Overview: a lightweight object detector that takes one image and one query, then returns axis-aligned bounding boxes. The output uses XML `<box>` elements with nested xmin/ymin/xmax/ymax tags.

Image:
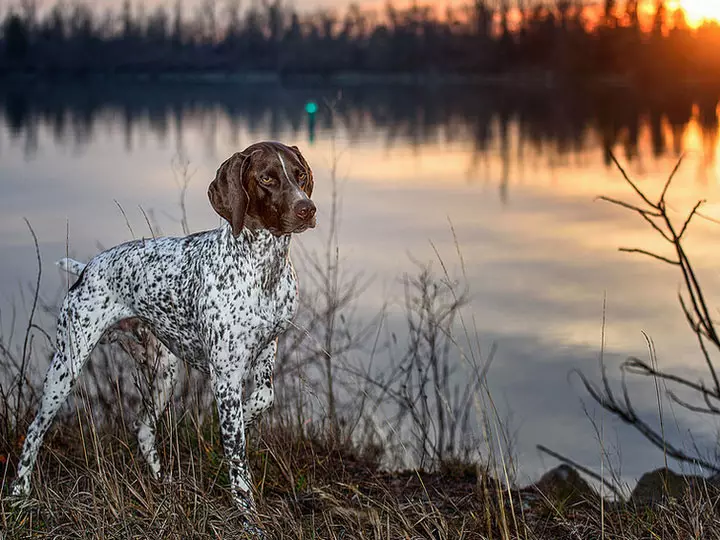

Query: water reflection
<box><xmin>2</xmin><ymin>81</ymin><xmax>720</xmax><ymax>484</ymax></box>
<box><xmin>2</xmin><ymin>82</ymin><xmax>718</xmax><ymax>183</ymax></box>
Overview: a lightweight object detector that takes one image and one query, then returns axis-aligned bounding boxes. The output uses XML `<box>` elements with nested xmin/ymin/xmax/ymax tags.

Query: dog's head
<box><xmin>208</xmin><ymin>141</ymin><xmax>316</xmax><ymax>237</ymax></box>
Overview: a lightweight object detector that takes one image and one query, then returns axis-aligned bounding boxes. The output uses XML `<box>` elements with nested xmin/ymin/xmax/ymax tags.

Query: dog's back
<box><xmin>73</xmin><ymin>231</ymin><xmax>217</xmax><ymax>363</ymax></box>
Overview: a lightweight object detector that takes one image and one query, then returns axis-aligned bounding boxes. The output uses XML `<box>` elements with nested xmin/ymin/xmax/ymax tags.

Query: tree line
<box><xmin>1</xmin><ymin>0</ymin><xmax>719</xmax><ymax>91</ymax></box>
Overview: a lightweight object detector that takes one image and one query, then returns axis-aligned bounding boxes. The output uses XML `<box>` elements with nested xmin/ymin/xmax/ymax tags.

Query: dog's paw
<box><xmin>5</xmin><ymin>482</ymin><xmax>38</xmax><ymax>513</ymax></box>
<box><xmin>240</xmin><ymin>516</ymin><xmax>267</xmax><ymax>539</ymax></box>
<box><xmin>9</xmin><ymin>478</ymin><xmax>30</xmax><ymax>498</ymax></box>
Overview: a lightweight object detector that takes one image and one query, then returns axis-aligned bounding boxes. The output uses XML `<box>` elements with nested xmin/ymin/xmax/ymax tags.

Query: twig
<box><xmin>16</xmin><ymin>218</ymin><xmax>42</xmax><ymax>420</ymax></box>
<box><xmin>617</xmin><ymin>248</ymin><xmax>679</xmax><ymax>265</ymax></box>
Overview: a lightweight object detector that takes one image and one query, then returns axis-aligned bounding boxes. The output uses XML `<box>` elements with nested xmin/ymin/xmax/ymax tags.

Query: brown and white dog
<box><xmin>12</xmin><ymin>141</ymin><xmax>316</xmax><ymax>535</ymax></box>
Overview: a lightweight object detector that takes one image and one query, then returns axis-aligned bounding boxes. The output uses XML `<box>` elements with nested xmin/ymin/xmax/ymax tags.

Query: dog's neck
<box><xmin>220</xmin><ymin>223</ymin><xmax>292</xmax><ymax>290</ymax></box>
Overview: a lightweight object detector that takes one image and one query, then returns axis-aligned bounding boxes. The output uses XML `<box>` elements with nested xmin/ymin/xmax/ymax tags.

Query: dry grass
<box><xmin>3</xmin><ymin>406</ymin><xmax>720</xmax><ymax>539</ymax></box>
<box><xmin>0</xmin><ymin>405</ymin><xmax>489</xmax><ymax>539</ymax></box>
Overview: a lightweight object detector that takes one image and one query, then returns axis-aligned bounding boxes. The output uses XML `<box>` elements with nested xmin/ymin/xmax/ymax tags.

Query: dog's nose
<box><xmin>294</xmin><ymin>199</ymin><xmax>316</xmax><ymax>221</ymax></box>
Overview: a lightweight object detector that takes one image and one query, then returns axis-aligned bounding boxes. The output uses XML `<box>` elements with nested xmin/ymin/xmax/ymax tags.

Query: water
<box><xmin>2</xmin><ymin>80</ymin><xmax>720</xmax><ymax>487</ymax></box>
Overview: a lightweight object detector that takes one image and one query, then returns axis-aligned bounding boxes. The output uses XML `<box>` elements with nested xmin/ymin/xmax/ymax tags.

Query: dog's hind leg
<box><xmin>11</xmin><ymin>285</ymin><xmax>132</xmax><ymax>496</ymax></box>
<box><xmin>136</xmin><ymin>340</ymin><xmax>179</xmax><ymax>480</ymax></box>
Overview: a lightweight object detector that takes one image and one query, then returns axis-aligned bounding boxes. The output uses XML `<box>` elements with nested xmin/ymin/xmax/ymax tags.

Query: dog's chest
<box><xmin>203</xmin><ymin>254</ymin><xmax>298</xmax><ymax>345</ymax></box>
<box><xmin>149</xmin><ymin>229</ymin><xmax>299</xmax><ymax>367</ymax></box>
<box><xmin>235</xmin><ymin>263</ymin><xmax>298</xmax><ymax>337</ymax></box>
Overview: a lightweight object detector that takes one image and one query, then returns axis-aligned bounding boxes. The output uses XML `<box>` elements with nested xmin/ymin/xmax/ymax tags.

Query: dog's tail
<box><xmin>56</xmin><ymin>257</ymin><xmax>86</xmax><ymax>277</ymax></box>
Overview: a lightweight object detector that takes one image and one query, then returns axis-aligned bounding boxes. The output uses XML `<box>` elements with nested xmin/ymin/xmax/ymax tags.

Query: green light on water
<box><xmin>305</xmin><ymin>101</ymin><xmax>318</xmax><ymax>115</ymax></box>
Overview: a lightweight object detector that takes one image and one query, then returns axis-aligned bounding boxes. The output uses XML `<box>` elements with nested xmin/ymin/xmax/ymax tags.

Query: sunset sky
<box><xmin>666</xmin><ymin>0</ymin><xmax>720</xmax><ymax>26</ymax></box>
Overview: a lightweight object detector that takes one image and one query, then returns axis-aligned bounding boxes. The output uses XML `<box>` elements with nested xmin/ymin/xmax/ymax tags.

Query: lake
<box><xmin>1</xmin><ymin>79</ymin><xmax>720</xmax><ymax>488</ymax></box>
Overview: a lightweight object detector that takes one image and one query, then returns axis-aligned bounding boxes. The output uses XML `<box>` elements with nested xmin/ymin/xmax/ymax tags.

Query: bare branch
<box><xmin>596</xmin><ymin>195</ymin><xmax>661</xmax><ymax>217</ymax></box>
<box><xmin>623</xmin><ymin>357</ymin><xmax>720</xmax><ymax>401</ymax></box>
<box><xmin>618</xmin><ymin>248</ymin><xmax>679</xmax><ymax>265</ymax></box>
<box><xmin>608</xmin><ymin>151</ymin><xmax>657</xmax><ymax>210</ymax></box>
<box><xmin>659</xmin><ymin>155</ymin><xmax>685</xmax><ymax>204</ymax></box>
<box><xmin>678</xmin><ymin>200</ymin><xmax>705</xmax><ymax>240</ymax></box>
<box><xmin>584</xmin><ymin>157</ymin><xmax>720</xmax><ymax>472</ymax></box>
<box><xmin>666</xmin><ymin>391</ymin><xmax>720</xmax><ymax>415</ymax></box>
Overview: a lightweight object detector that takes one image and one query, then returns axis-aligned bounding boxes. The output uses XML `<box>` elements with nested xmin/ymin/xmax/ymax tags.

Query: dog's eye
<box><xmin>259</xmin><ymin>175</ymin><xmax>274</xmax><ymax>185</ymax></box>
<box><xmin>298</xmin><ymin>173</ymin><xmax>307</xmax><ymax>186</ymax></box>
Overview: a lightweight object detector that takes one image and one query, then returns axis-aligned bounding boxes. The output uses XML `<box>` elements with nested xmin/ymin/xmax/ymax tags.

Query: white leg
<box><xmin>12</xmin><ymin>290</ymin><xmax>131</xmax><ymax>496</ymax></box>
<box><xmin>209</xmin><ymin>353</ymin><xmax>265</xmax><ymax>536</ymax></box>
<box><xmin>136</xmin><ymin>339</ymin><xmax>179</xmax><ymax>480</ymax></box>
<box><xmin>243</xmin><ymin>339</ymin><xmax>277</xmax><ymax>427</ymax></box>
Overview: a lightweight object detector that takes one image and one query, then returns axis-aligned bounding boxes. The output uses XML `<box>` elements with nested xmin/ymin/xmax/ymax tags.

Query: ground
<box><xmin>2</xmin><ymin>415</ymin><xmax>719</xmax><ymax>539</ymax></box>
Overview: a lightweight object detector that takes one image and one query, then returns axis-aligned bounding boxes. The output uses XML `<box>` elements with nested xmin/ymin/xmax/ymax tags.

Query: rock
<box><xmin>630</xmin><ymin>468</ymin><xmax>706</xmax><ymax>505</ymax></box>
<box><xmin>533</xmin><ymin>465</ymin><xmax>598</xmax><ymax>506</ymax></box>
<box><xmin>709</xmin><ymin>472</ymin><xmax>720</xmax><ymax>488</ymax></box>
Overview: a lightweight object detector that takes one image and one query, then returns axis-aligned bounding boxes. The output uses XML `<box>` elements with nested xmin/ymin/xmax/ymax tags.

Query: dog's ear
<box><xmin>290</xmin><ymin>145</ymin><xmax>313</xmax><ymax>197</ymax></box>
<box><xmin>208</xmin><ymin>152</ymin><xmax>252</xmax><ymax>237</ymax></box>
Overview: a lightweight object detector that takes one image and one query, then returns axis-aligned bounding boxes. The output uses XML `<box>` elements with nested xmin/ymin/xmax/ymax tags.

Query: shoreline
<box><xmin>0</xmin><ymin>69</ymin><xmax>636</xmax><ymax>90</ymax></box>
<box><xmin>2</xmin><ymin>70</ymin><xmax>718</xmax><ymax>97</ymax></box>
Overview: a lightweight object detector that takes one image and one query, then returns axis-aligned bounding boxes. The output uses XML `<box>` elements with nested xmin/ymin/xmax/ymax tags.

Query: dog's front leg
<box><xmin>243</xmin><ymin>339</ymin><xmax>277</xmax><ymax>428</ymax></box>
<box><xmin>209</xmin><ymin>356</ymin><xmax>265</xmax><ymax>536</ymax></box>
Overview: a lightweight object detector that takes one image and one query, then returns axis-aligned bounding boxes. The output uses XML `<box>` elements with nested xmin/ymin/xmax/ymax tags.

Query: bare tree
<box><xmin>576</xmin><ymin>153</ymin><xmax>720</xmax><ymax>473</ymax></box>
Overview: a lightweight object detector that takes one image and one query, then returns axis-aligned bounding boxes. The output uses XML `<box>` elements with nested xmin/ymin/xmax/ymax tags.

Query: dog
<box><xmin>11</xmin><ymin>141</ymin><xmax>316</xmax><ymax>533</ymax></box>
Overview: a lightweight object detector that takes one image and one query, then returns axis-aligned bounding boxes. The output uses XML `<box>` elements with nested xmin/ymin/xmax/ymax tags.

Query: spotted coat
<box><xmin>11</xmin><ymin>141</ymin><xmax>316</xmax><ymax>536</ymax></box>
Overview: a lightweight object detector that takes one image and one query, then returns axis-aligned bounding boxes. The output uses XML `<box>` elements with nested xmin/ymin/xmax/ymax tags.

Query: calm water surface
<box><xmin>2</xmin><ymin>81</ymin><xmax>720</xmax><ymax>485</ymax></box>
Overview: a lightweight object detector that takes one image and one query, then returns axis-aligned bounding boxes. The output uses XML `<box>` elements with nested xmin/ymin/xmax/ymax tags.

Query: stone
<box><xmin>630</xmin><ymin>468</ymin><xmax>706</xmax><ymax>505</ymax></box>
<box><xmin>533</xmin><ymin>465</ymin><xmax>598</xmax><ymax>506</ymax></box>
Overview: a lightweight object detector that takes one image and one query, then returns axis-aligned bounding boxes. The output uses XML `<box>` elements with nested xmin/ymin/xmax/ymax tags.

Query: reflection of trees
<box><xmin>0</xmin><ymin>83</ymin><xmax>718</xmax><ymax>193</ymax></box>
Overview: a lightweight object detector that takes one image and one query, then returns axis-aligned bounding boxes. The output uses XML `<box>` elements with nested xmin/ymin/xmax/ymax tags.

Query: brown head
<box><xmin>208</xmin><ymin>141</ymin><xmax>316</xmax><ymax>237</ymax></box>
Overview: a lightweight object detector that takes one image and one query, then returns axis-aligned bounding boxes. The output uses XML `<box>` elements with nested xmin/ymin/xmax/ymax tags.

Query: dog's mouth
<box><xmin>284</xmin><ymin>216</ymin><xmax>316</xmax><ymax>235</ymax></box>
<box><xmin>292</xmin><ymin>217</ymin><xmax>316</xmax><ymax>234</ymax></box>
<box><xmin>269</xmin><ymin>217</ymin><xmax>317</xmax><ymax>236</ymax></box>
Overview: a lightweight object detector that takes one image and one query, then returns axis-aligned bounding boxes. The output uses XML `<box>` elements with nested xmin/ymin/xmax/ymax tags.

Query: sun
<box><xmin>667</xmin><ymin>0</ymin><xmax>720</xmax><ymax>27</ymax></box>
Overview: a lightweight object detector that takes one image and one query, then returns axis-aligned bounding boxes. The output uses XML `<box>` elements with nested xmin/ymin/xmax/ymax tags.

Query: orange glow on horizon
<box><xmin>367</xmin><ymin>0</ymin><xmax>720</xmax><ymax>33</ymax></box>
<box><xmin>673</xmin><ymin>0</ymin><xmax>720</xmax><ymax>27</ymax></box>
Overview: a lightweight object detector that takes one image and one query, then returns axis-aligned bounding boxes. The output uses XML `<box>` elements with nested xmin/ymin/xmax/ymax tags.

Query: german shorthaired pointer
<box><xmin>11</xmin><ymin>141</ymin><xmax>316</xmax><ymax>533</ymax></box>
